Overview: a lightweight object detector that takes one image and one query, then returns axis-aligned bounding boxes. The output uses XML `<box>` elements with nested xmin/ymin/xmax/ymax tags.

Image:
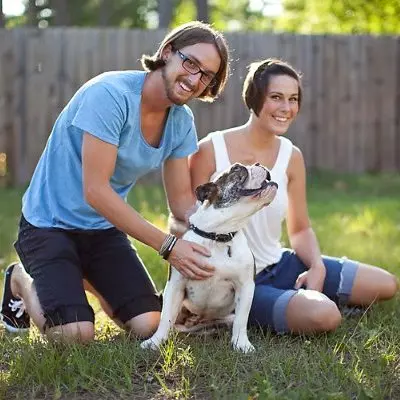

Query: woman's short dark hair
<box><xmin>141</xmin><ymin>21</ymin><xmax>230</xmax><ymax>102</ymax></box>
<box><xmin>242</xmin><ymin>58</ymin><xmax>302</xmax><ymax>116</ymax></box>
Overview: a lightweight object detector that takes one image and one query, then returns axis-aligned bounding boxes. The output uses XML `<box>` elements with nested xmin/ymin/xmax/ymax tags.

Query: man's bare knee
<box><xmin>126</xmin><ymin>311</ymin><xmax>160</xmax><ymax>339</ymax></box>
<box><xmin>46</xmin><ymin>322</ymin><xmax>95</xmax><ymax>344</ymax></box>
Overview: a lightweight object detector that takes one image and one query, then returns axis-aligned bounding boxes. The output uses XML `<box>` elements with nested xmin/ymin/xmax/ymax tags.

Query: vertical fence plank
<box><xmin>11</xmin><ymin>29</ymin><xmax>29</xmax><ymax>185</ymax></box>
<box><xmin>306</xmin><ymin>35</ymin><xmax>320</xmax><ymax>169</ymax></box>
<box><xmin>0</xmin><ymin>30</ymin><xmax>14</xmax><ymax>185</ymax></box>
<box><xmin>336</xmin><ymin>36</ymin><xmax>352</xmax><ymax>172</ymax></box>
<box><xmin>355</xmin><ymin>36</ymin><xmax>368</xmax><ymax>173</ymax></box>
<box><xmin>45</xmin><ymin>29</ymin><xmax>63</xmax><ymax>138</ymax></box>
<box><xmin>24</xmin><ymin>28</ymin><xmax>53</xmax><ymax>178</ymax></box>
<box><xmin>347</xmin><ymin>35</ymin><xmax>359</xmax><ymax>173</ymax></box>
<box><xmin>313</xmin><ymin>35</ymin><xmax>329</xmax><ymax>171</ymax></box>
<box><xmin>62</xmin><ymin>28</ymin><xmax>78</xmax><ymax>105</ymax></box>
<box><xmin>379</xmin><ymin>37</ymin><xmax>397</xmax><ymax>172</ymax></box>
<box><xmin>291</xmin><ymin>35</ymin><xmax>304</xmax><ymax>161</ymax></box>
<box><xmin>295</xmin><ymin>35</ymin><xmax>313</xmax><ymax>166</ymax></box>
<box><xmin>0</xmin><ymin>30</ymin><xmax>9</xmax><ymax>155</ymax></box>
<box><xmin>396</xmin><ymin>37</ymin><xmax>400</xmax><ymax>172</ymax></box>
<box><xmin>322</xmin><ymin>34</ymin><xmax>338</xmax><ymax>170</ymax></box>
<box><xmin>364</xmin><ymin>37</ymin><xmax>377</xmax><ymax>171</ymax></box>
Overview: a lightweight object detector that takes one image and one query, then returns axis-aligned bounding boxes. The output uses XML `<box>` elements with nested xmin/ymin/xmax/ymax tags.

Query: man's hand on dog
<box><xmin>167</xmin><ymin>239</ymin><xmax>215</xmax><ymax>280</ymax></box>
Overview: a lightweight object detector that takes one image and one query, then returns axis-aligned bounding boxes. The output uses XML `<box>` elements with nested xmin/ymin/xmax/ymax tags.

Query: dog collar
<box><xmin>189</xmin><ymin>224</ymin><xmax>237</xmax><ymax>243</ymax></box>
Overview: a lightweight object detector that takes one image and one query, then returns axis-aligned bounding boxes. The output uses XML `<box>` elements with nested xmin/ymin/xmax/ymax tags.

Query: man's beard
<box><xmin>161</xmin><ymin>66</ymin><xmax>189</xmax><ymax>106</ymax></box>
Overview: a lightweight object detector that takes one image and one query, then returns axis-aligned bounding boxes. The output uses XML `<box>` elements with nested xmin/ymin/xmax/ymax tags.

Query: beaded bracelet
<box><xmin>158</xmin><ymin>233</ymin><xmax>178</xmax><ymax>260</ymax></box>
<box><xmin>159</xmin><ymin>234</ymin><xmax>175</xmax><ymax>255</ymax></box>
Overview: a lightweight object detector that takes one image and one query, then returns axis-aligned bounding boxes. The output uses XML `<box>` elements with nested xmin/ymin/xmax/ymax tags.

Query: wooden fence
<box><xmin>0</xmin><ymin>28</ymin><xmax>399</xmax><ymax>186</ymax></box>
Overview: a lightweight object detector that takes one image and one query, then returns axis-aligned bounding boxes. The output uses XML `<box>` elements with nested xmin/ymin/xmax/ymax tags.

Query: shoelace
<box><xmin>8</xmin><ymin>299</ymin><xmax>26</xmax><ymax>319</ymax></box>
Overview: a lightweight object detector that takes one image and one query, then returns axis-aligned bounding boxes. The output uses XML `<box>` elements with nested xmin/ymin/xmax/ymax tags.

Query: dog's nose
<box><xmin>255</xmin><ymin>162</ymin><xmax>260</xmax><ymax>166</ymax></box>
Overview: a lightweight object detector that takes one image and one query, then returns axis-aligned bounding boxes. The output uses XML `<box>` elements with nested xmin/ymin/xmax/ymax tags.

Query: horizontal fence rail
<box><xmin>0</xmin><ymin>28</ymin><xmax>399</xmax><ymax>186</ymax></box>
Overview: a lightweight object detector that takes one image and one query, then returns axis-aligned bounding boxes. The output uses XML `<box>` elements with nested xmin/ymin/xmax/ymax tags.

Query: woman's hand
<box><xmin>168</xmin><ymin>214</ymin><xmax>189</xmax><ymax>239</ymax></box>
<box><xmin>295</xmin><ymin>263</ymin><xmax>326</xmax><ymax>292</ymax></box>
<box><xmin>167</xmin><ymin>239</ymin><xmax>215</xmax><ymax>280</ymax></box>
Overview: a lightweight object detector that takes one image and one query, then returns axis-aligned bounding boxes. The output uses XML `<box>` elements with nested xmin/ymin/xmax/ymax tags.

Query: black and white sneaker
<box><xmin>341</xmin><ymin>305</ymin><xmax>366</xmax><ymax>318</ymax></box>
<box><xmin>1</xmin><ymin>263</ymin><xmax>30</xmax><ymax>333</ymax></box>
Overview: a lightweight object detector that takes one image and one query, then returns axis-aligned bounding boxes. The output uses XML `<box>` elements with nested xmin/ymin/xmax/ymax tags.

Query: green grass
<box><xmin>0</xmin><ymin>171</ymin><xmax>399</xmax><ymax>399</ymax></box>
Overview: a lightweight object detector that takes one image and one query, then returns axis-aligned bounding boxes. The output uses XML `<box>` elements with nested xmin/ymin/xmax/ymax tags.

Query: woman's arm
<box><xmin>189</xmin><ymin>138</ymin><xmax>217</xmax><ymax>192</ymax></box>
<box><xmin>164</xmin><ymin>138</ymin><xmax>216</xmax><ymax>238</ymax></box>
<box><xmin>162</xmin><ymin>157</ymin><xmax>197</xmax><ymax>223</ymax></box>
<box><xmin>163</xmin><ymin>156</ymin><xmax>198</xmax><ymax>237</ymax></box>
<box><xmin>82</xmin><ymin>132</ymin><xmax>214</xmax><ymax>280</ymax></box>
<box><xmin>286</xmin><ymin>147</ymin><xmax>326</xmax><ymax>291</ymax></box>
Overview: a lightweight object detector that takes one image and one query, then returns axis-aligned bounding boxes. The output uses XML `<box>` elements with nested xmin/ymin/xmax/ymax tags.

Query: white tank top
<box><xmin>209</xmin><ymin>131</ymin><xmax>293</xmax><ymax>274</ymax></box>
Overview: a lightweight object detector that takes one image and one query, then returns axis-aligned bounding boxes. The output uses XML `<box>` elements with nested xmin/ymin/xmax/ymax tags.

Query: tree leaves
<box><xmin>277</xmin><ymin>0</ymin><xmax>400</xmax><ymax>34</ymax></box>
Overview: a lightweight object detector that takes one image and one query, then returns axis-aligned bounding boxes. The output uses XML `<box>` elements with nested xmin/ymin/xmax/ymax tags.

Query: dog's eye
<box><xmin>231</xmin><ymin>164</ymin><xmax>243</xmax><ymax>173</ymax></box>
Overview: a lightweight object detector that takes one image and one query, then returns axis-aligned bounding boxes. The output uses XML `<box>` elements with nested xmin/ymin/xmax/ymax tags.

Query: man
<box><xmin>1</xmin><ymin>21</ymin><xmax>230</xmax><ymax>343</ymax></box>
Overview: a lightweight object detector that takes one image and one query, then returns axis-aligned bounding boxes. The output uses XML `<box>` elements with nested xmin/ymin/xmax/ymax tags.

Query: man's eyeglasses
<box><xmin>176</xmin><ymin>50</ymin><xmax>217</xmax><ymax>88</ymax></box>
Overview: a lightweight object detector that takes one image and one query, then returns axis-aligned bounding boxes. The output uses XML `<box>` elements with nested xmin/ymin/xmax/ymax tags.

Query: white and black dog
<box><xmin>141</xmin><ymin>163</ymin><xmax>278</xmax><ymax>353</ymax></box>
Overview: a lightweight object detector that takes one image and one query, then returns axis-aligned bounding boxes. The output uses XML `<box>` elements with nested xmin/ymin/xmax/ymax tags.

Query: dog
<box><xmin>141</xmin><ymin>162</ymin><xmax>278</xmax><ymax>353</ymax></box>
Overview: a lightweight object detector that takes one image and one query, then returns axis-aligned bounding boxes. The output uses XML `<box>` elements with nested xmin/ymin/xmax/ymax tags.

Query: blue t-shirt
<box><xmin>22</xmin><ymin>71</ymin><xmax>198</xmax><ymax>229</ymax></box>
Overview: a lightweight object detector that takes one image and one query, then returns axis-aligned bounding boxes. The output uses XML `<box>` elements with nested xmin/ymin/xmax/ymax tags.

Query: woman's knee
<box><xmin>125</xmin><ymin>311</ymin><xmax>160</xmax><ymax>339</ymax></box>
<box><xmin>379</xmin><ymin>272</ymin><xmax>399</xmax><ymax>300</ymax></box>
<box><xmin>307</xmin><ymin>299</ymin><xmax>342</xmax><ymax>332</ymax></box>
<box><xmin>351</xmin><ymin>265</ymin><xmax>399</xmax><ymax>304</ymax></box>
<box><xmin>287</xmin><ymin>290</ymin><xmax>342</xmax><ymax>333</ymax></box>
<box><xmin>46</xmin><ymin>321</ymin><xmax>95</xmax><ymax>344</ymax></box>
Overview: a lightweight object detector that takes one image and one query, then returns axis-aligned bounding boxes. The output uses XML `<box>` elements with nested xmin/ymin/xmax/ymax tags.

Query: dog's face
<box><xmin>193</xmin><ymin>163</ymin><xmax>278</xmax><ymax>231</ymax></box>
<box><xmin>196</xmin><ymin>163</ymin><xmax>277</xmax><ymax>208</ymax></box>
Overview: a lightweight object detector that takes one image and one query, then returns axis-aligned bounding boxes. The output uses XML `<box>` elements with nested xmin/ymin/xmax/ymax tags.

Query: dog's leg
<box><xmin>141</xmin><ymin>270</ymin><xmax>186</xmax><ymax>350</ymax></box>
<box><xmin>231</xmin><ymin>279</ymin><xmax>255</xmax><ymax>353</ymax></box>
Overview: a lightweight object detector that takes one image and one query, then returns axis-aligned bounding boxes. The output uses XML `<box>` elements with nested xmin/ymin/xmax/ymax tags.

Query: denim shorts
<box><xmin>248</xmin><ymin>249</ymin><xmax>358</xmax><ymax>333</ymax></box>
<box><xmin>14</xmin><ymin>215</ymin><xmax>161</xmax><ymax>330</ymax></box>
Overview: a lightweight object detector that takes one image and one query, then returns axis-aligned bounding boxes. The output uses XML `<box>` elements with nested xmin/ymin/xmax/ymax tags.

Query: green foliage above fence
<box><xmin>278</xmin><ymin>0</ymin><xmax>400</xmax><ymax>34</ymax></box>
<box><xmin>5</xmin><ymin>1</ymin><xmax>400</xmax><ymax>34</ymax></box>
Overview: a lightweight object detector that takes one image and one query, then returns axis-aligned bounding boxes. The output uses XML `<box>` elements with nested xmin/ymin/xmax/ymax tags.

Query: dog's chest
<box><xmin>181</xmin><ymin>232</ymin><xmax>254</xmax><ymax>318</ymax></box>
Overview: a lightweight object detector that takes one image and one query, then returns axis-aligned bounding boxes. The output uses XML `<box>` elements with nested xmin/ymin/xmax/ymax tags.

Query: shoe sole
<box><xmin>1</xmin><ymin>316</ymin><xmax>30</xmax><ymax>333</ymax></box>
<box><xmin>1</xmin><ymin>263</ymin><xmax>30</xmax><ymax>333</ymax></box>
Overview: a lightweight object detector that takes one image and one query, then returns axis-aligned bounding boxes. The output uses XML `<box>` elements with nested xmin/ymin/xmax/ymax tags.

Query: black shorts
<box><xmin>14</xmin><ymin>216</ymin><xmax>161</xmax><ymax>329</ymax></box>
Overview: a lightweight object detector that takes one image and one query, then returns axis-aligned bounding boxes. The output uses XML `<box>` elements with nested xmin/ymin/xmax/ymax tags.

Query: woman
<box><xmin>189</xmin><ymin>58</ymin><xmax>398</xmax><ymax>334</ymax></box>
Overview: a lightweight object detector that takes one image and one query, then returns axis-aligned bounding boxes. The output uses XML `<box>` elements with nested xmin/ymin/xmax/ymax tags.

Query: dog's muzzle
<box><xmin>237</xmin><ymin>180</ymin><xmax>278</xmax><ymax>197</ymax></box>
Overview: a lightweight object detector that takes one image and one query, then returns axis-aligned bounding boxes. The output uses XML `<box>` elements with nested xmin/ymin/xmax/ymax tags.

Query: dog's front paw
<box><xmin>140</xmin><ymin>336</ymin><xmax>162</xmax><ymax>351</ymax></box>
<box><xmin>232</xmin><ymin>338</ymin><xmax>255</xmax><ymax>354</ymax></box>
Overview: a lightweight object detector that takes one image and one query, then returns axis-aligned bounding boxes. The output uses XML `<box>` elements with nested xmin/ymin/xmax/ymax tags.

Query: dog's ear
<box><xmin>195</xmin><ymin>182</ymin><xmax>219</xmax><ymax>204</ymax></box>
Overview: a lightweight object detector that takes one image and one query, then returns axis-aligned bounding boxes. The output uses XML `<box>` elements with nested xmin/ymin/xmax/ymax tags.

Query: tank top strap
<box><xmin>272</xmin><ymin>136</ymin><xmax>293</xmax><ymax>176</ymax></box>
<box><xmin>209</xmin><ymin>131</ymin><xmax>231</xmax><ymax>173</ymax></box>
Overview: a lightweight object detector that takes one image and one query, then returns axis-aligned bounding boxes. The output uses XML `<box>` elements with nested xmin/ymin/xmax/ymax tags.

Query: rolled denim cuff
<box><xmin>272</xmin><ymin>289</ymin><xmax>297</xmax><ymax>334</ymax></box>
<box><xmin>337</xmin><ymin>258</ymin><xmax>359</xmax><ymax>306</ymax></box>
